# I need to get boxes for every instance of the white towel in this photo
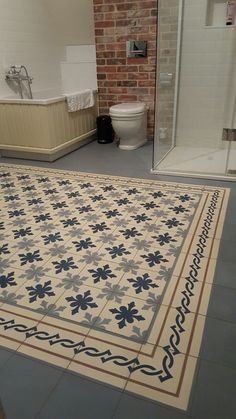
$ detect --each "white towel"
[65,89,94,112]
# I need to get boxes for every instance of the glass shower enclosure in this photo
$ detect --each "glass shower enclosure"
[153,0,236,180]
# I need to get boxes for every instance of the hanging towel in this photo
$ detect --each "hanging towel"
[65,89,94,112]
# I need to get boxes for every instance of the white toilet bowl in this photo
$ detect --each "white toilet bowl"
[109,102,148,150]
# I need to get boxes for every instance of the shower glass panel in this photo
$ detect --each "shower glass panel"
[153,0,236,180]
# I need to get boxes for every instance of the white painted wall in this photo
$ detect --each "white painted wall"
[42,0,95,46]
[176,0,236,148]
[0,0,96,98]
[61,46,97,94]
[0,0,65,97]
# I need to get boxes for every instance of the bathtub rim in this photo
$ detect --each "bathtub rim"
[0,89,97,105]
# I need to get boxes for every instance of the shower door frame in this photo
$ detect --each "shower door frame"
[152,0,236,182]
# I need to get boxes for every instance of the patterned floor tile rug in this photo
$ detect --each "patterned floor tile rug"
[0,164,230,410]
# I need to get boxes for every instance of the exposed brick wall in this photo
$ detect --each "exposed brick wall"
[93,0,158,140]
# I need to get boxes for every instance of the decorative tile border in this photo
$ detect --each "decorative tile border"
[0,164,230,409]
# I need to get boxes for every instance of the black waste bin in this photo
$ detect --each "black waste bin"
[96,115,113,144]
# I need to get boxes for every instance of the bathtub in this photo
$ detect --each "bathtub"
[0,89,98,161]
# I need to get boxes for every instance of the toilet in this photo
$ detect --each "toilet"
[109,102,148,150]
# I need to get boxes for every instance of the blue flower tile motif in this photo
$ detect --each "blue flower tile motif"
[4,194,20,202]
[141,201,159,210]
[66,290,98,315]
[22,185,36,192]
[73,238,95,252]
[8,209,26,218]
[0,272,16,288]
[109,301,145,329]
[34,214,52,223]
[0,244,10,255]
[61,218,80,228]
[127,273,159,294]
[27,198,44,206]
[90,194,106,202]
[141,251,168,267]
[161,218,184,229]
[131,214,152,224]
[66,191,81,199]
[80,182,92,189]
[26,280,55,303]
[149,191,166,199]
[119,227,142,240]
[89,222,110,233]
[52,257,78,274]
[57,180,71,186]
[152,233,177,246]
[13,227,33,239]
[1,182,15,189]
[176,194,194,202]
[19,250,43,266]
[103,209,121,219]
[51,201,68,210]
[0,172,11,178]
[114,198,130,206]
[88,264,116,284]
[77,205,94,214]
[169,205,189,215]
[42,232,63,245]
[124,188,140,195]
[17,174,30,180]
[105,244,130,259]
[43,188,58,195]
[36,177,50,183]
[102,185,116,192]
[0,222,5,230]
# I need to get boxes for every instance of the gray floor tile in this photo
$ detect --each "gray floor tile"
[113,392,191,419]
[190,360,236,419]
[207,284,236,323]
[0,346,14,369]
[0,353,62,419]
[217,239,236,263]
[37,370,122,419]
[213,260,236,289]
[199,316,236,369]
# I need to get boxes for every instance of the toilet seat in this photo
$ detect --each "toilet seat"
[109,102,146,116]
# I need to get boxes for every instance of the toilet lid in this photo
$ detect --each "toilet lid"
[110,102,146,115]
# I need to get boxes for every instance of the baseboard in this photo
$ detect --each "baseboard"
[0,130,96,162]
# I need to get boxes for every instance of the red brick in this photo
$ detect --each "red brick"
[107,73,128,80]
[94,5,115,12]
[109,87,128,94]
[95,21,115,28]
[97,59,106,65]
[116,65,138,72]
[106,58,126,65]
[97,66,117,73]
[138,80,155,87]
[127,58,148,65]
[97,51,115,58]
[117,95,138,101]
[117,80,137,87]
[95,29,104,37]
[128,72,149,80]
